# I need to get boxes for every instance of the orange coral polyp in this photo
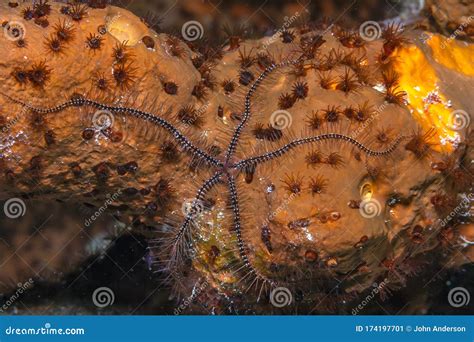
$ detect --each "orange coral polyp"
[392,43,460,152]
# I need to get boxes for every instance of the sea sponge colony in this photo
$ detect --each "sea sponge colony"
[0,1,472,313]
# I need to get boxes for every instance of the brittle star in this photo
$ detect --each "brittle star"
[0,55,404,292]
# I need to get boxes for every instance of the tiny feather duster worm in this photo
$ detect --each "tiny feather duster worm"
[0,1,472,314]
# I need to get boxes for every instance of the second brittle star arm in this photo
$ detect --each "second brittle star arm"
[224,57,303,164]
[226,172,276,288]
[0,92,222,168]
[171,171,223,248]
[164,171,223,271]
[234,133,405,169]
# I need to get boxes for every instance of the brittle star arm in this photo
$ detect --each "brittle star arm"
[0,92,221,167]
[172,170,223,246]
[164,171,223,271]
[226,172,276,288]
[224,57,303,164]
[233,133,405,169]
